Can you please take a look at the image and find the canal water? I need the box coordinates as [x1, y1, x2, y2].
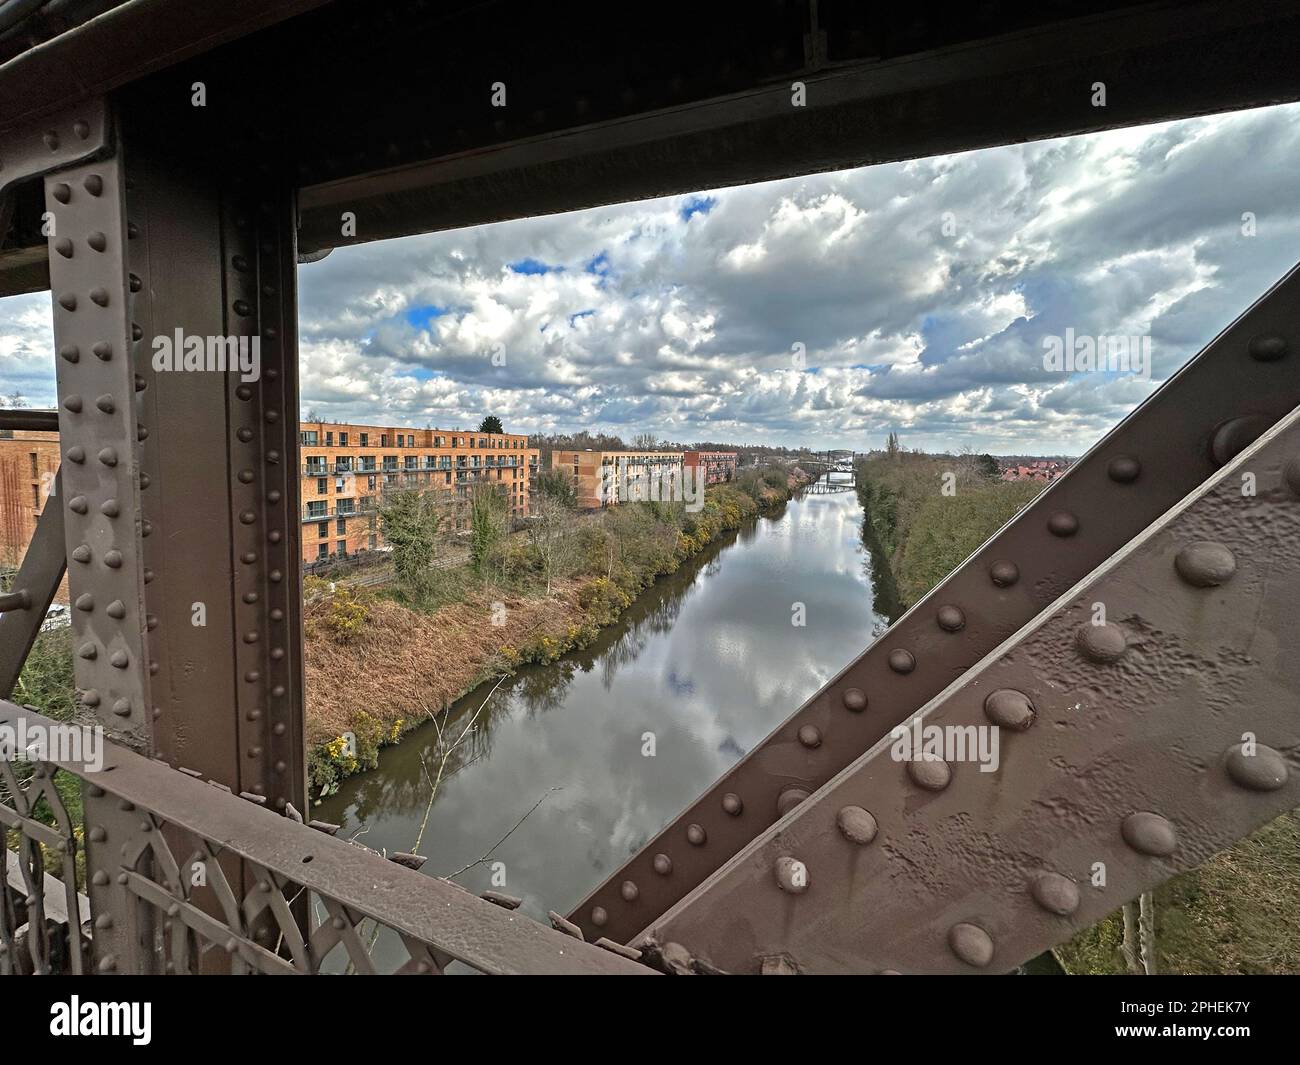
[317, 475, 890, 937]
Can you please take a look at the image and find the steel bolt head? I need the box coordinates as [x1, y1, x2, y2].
[1248, 333, 1287, 361]
[1076, 621, 1127, 664]
[686, 823, 707, 846]
[1030, 872, 1080, 915]
[983, 688, 1036, 729]
[887, 649, 916, 674]
[936, 604, 965, 632]
[1108, 455, 1141, 483]
[990, 560, 1019, 587]
[620, 880, 639, 902]
[776, 786, 810, 817]
[948, 923, 994, 967]
[652, 853, 673, 876]
[1224, 742, 1287, 791]
[836, 805, 878, 845]
[797, 724, 821, 748]
[590, 906, 608, 927]
[721, 792, 743, 816]
[1047, 511, 1079, 537]
[842, 687, 867, 712]
[1175, 541, 1236, 587]
[774, 856, 809, 894]
[1121, 811, 1178, 857]
[907, 757, 951, 791]
[1210, 415, 1271, 467]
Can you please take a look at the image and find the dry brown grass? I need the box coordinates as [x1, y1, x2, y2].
[302, 579, 588, 746]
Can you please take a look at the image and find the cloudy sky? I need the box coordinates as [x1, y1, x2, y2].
[4, 102, 1300, 454]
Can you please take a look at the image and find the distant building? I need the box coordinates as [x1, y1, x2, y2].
[683, 450, 738, 485]
[551, 449, 685, 509]
[0, 428, 60, 571]
[1000, 459, 1069, 483]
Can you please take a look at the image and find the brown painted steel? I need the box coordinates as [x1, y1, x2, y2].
[572, 264, 1300, 944]
[0, 409, 59, 432]
[0, 468, 66, 697]
[640, 406, 1300, 973]
[4, 702, 652, 975]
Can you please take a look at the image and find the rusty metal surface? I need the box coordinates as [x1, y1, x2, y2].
[2, 701, 652, 975]
[0, 468, 65, 696]
[571, 264, 1300, 944]
[640, 406, 1300, 973]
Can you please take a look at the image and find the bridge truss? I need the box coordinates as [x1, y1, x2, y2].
[2, 0, 1300, 974]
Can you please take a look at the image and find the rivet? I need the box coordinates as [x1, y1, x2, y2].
[722, 792, 743, 815]
[842, 687, 867, 712]
[774, 856, 809, 894]
[62, 395, 82, 413]
[106, 600, 126, 619]
[109, 650, 129, 669]
[84, 174, 103, 196]
[1047, 511, 1078, 537]
[836, 805, 878, 845]
[104, 549, 122, 568]
[268, 530, 282, 544]
[98, 957, 117, 973]
[686, 823, 707, 846]
[591, 906, 608, 927]
[87, 231, 107, 252]
[936, 604, 965, 631]
[983, 689, 1036, 729]
[1175, 541, 1236, 587]
[237, 427, 253, 442]
[91, 871, 109, 886]
[71, 544, 91, 563]
[1248, 334, 1287, 361]
[66, 446, 85, 464]
[1108, 455, 1141, 483]
[232, 254, 250, 272]
[143, 568, 154, 584]
[68, 495, 88, 514]
[1076, 621, 1127, 663]
[233, 299, 253, 317]
[77, 642, 96, 660]
[81, 689, 100, 707]
[52, 182, 71, 203]
[87, 784, 105, 798]
[127, 222, 139, 239]
[236, 384, 253, 400]
[887, 649, 916, 674]
[1210, 414, 1271, 467]
[54, 237, 73, 258]
[95, 394, 115, 413]
[94, 914, 113, 930]
[75, 593, 94, 611]
[43, 130, 59, 151]
[129, 273, 141, 293]
[1224, 742, 1287, 791]
[93, 341, 111, 360]
[135, 376, 146, 393]
[112, 699, 131, 717]
[137, 424, 148, 441]
[907, 757, 951, 791]
[776, 786, 809, 817]
[1121, 811, 1177, 856]
[990, 560, 1019, 587]
[131, 323, 142, 341]
[243, 631, 260, 643]
[1031, 873, 1080, 915]
[948, 923, 994, 967]
[97, 447, 117, 467]
[89, 287, 109, 307]
[267, 489, 281, 503]
[240, 509, 256, 524]
[59, 344, 79, 362]
[141, 520, 152, 537]
[797, 724, 821, 748]
[88, 826, 107, 843]
[621, 880, 640, 901]
[57, 292, 77, 311]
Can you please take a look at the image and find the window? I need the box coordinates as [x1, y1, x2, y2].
[382, 455, 397, 471]
[337, 540, 346, 555]
[359, 432, 368, 446]
[368, 535, 377, 550]
[306, 500, 327, 518]
[406, 435, 414, 447]
[339, 432, 348, 446]
[317, 523, 328, 538]
[360, 456, 376, 471]
[29, 453, 38, 477]
[434, 435, 444, 447]
[367, 475, 377, 490]
[325, 432, 333, 445]
[300, 430, 318, 445]
[32, 484, 40, 508]
[317, 543, 328, 558]
[306, 456, 327, 474]
[405, 456, 417, 470]
[316, 477, 327, 495]
[444, 471, 451, 484]
[381, 434, 389, 446]
[336, 519, 347, 535]
[336, 457, 353, 472]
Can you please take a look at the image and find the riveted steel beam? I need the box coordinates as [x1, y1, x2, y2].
[640, 404, 1300, 974]
[0, 468, 66, 697]
[572, 261, 1300, 944]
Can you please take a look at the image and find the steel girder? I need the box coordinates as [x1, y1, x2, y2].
[571, 264, 1300, 944]
[638, 403, 1300, 974]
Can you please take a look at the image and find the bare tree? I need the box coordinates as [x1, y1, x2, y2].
[530, 493, 577, 595]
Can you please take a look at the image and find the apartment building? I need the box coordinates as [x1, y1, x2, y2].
[551, 449, 686, 509]
[683, 450, 738, 485]
[0, 429, 60, 571]
[298, 421, 538, 564]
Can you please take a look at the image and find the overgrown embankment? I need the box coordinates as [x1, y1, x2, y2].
[854, 452, 1042, 608]
[304, 468, 808, 795]
[853, 450, 1300, 973]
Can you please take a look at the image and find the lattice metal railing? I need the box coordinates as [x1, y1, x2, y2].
[0, 702, 650, 975]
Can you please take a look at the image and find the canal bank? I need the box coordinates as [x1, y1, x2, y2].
[316, 474, 883, 942]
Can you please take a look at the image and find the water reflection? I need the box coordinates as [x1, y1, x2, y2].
[320, 475, 884, 947]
